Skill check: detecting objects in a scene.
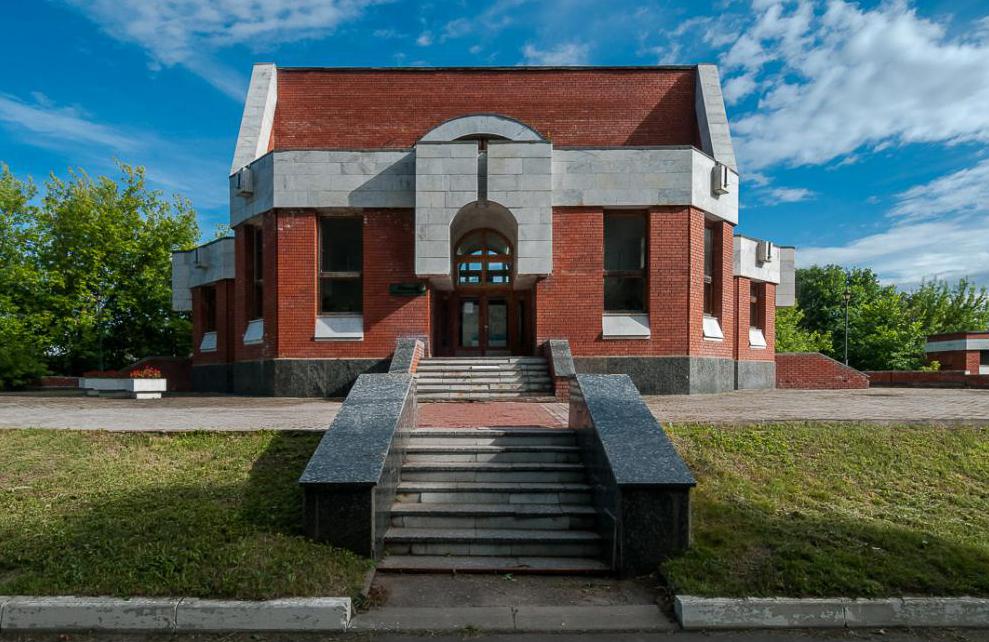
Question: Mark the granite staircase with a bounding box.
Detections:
[378,426,608,574]
[414,356,553,401]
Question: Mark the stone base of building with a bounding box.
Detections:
[735,360,776,390]
[574,356,765,395]
[191,358,389,397]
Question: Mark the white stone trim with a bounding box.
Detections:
[231,63,277,174]
[703,316,724,340]
[749,327,767,348]
[199,331,217,353]
[171,238,235,312]
[733,235,781,284]
[694,65,736,171]
[314,314,364,341]
[981,365,989,375]
[243,319,264,345]
[925,338,989,353]
[420,114,545,142]
[602,313,650,339]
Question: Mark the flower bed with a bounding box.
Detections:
[79,368,167,399]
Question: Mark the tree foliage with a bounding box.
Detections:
[0,163,198,388]
[774,306,832,353]
[786,265,989,371]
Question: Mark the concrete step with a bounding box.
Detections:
[416,392,556,402]
[377,555,610,574]
[383,527,602,557]
[401,462,585,483]
[415,375,552,383]
[410,431,576,447]
[415,384,553,393]
[396,481,592,505]
[406,445,581,464]
[390,502,597,529]
[416,365,549,372]
[420,357,547,365]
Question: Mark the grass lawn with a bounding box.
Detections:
[664,422,989,598]
[0,430,370,600]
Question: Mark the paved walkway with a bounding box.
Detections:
[0,393,340,431]
[648,388,989,424]
[1,388,986,432]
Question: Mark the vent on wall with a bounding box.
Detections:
[235,167,253,196]
[711,163,730,196]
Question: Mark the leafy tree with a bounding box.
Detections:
[904,279,989,336]
[0,162,199,387]
[774,305,832,353]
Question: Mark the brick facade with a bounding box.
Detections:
[272,68,700,150]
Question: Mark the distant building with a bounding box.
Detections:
[925,331,989,374]
[172,63,795,396]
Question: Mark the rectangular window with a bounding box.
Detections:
[249,227,264,320]
[604,213,646,312]
[319,217,363,314]
[749,282,764,330]
[703,223,721,318]
[202,286,217,333]
[982,351,989,367]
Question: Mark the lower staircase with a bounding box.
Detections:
[379,426,608,573]
[415,356,553,401]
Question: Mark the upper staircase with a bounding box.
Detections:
[415,356,553,401]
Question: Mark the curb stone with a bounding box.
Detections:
[0,596,351,633]
[675,596,989,629]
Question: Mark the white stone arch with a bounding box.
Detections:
[419,114,546,143]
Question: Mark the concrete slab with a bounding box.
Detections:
[514,605,676,632]
[350,606,515,632]
[174,597,350,631]
[1,596,179,632]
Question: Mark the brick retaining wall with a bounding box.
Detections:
[776,352,869,389]
[866,370,989,389]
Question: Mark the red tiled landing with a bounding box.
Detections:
[417,402,568,429]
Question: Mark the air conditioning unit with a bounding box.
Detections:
[757,240,775,263]
[235,167,253,196]
[711,162,730,196]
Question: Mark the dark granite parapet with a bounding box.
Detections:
[389,336,426,374]
[570,374,695,576]
[299,373,415,557]
[545,339,576,378]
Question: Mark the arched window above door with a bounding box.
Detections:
[455,229,513,287]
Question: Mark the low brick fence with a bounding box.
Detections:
[34,376,80,389]
[121,357,192,392]
[776,352,870,390]
[866,370,989,389]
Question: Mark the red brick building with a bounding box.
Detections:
[172,64,793,396]
[925,331,989,374]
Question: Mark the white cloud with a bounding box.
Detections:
[442,18,473,41]
[416,31,433,46]
[61,0,381,99]
[723,1,989,170]
[800,159,989,285]
[0,91,227,211]
[521,42,590,65]
[766,187,815,203]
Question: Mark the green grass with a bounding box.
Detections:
[664,422,989,598]
[0,430,370,600]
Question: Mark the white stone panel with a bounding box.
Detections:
[703,316,725,340]
[171,237,235,312]
[695,64,737,171]
[776,246,797,307]
[925,338,989,353]
[419,114,545,142]
[487,141,552,277]
[733,235,782,284]
[243,319,264,345]
[602,314,651,339]
[315,315,364,341]
[231,63,277,174]
[200,331,218,352]
[415,141,479,277]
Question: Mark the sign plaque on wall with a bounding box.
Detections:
[388,282,427,297]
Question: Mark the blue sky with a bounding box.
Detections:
[2,0,989,286]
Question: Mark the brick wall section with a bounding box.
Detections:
[273,209,431,358]
[535,206,734,357]
[690,214,735,358]
[232,214,278,362]
[733,277,776,362]
[776,352,870,389]
[272,68,700,149]
[867,370,989,389]
[926,350,980,373]
[191,280,235,365]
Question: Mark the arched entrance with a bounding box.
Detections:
[432,228,534,356]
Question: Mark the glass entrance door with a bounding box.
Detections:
[458,296,510,355]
